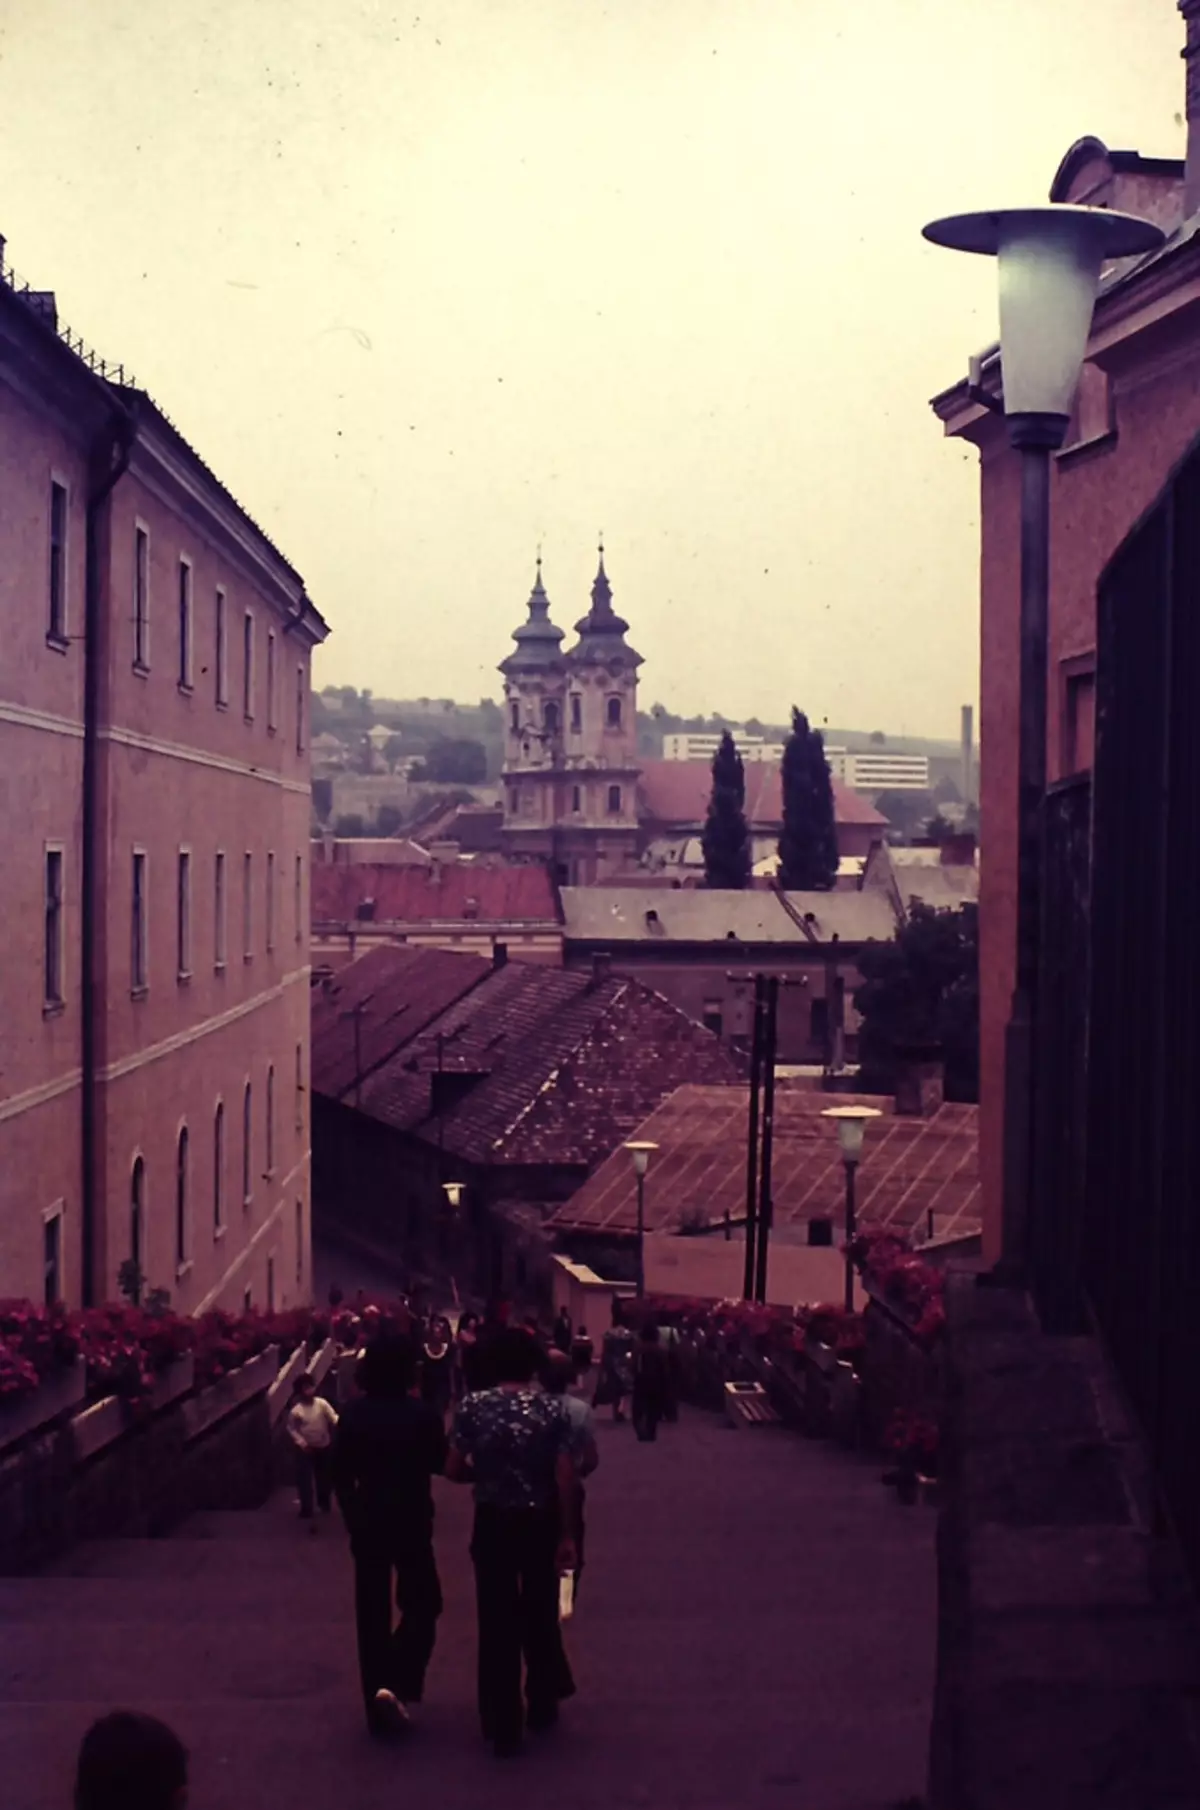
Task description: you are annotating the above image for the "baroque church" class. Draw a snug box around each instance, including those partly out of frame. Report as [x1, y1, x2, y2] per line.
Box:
[498, 546, 642, 885]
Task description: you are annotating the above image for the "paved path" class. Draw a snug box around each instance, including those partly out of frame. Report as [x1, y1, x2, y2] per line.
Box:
[0, 1405, 934, 1810]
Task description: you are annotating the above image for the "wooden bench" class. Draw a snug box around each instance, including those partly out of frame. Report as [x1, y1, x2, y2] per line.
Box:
[724, 1381, 783, 1428]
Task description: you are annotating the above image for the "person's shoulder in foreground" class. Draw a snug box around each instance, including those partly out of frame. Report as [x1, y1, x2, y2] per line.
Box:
[76, 1712, 188, 1810]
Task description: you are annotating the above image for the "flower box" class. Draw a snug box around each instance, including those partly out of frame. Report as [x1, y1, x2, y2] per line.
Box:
[148, 1353, 195, 1412]
[69, 1354, 198, 1464]
[181, 1344, 280, 1445]
[0, 1356, 86, 1454]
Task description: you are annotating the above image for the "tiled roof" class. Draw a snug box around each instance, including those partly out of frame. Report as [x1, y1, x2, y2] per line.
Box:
[310, 861, 560, 926]
[310, 944, 490, 1100]
[548, 1083, 980, 1241]
[638, 760, 886, 830]
[353, 967, 743, 1168]
[560, 886, 896, 945]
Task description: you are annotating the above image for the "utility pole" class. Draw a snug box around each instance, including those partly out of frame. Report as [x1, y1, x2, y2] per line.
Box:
[743, 974, 766, 1299]
[754, 977, 779, 1305]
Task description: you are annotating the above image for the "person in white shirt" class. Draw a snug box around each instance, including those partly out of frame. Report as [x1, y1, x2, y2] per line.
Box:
[287, 1372, 339, 1526]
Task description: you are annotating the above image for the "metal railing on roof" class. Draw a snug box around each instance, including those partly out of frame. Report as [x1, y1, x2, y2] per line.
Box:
[0, 251, 136, 388]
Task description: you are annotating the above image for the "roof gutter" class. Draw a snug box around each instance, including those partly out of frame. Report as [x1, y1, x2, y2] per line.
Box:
[81, 397, 136, 1307]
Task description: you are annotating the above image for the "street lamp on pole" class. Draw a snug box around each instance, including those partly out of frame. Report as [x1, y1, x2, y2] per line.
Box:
[822, 1107, 882, 1312]
[624, 1141, 659, 1299]
[442, 1181, 465, 1211]
[921, 204, 1164, 1278]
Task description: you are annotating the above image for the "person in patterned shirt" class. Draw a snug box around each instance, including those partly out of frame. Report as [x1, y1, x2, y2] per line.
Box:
[446, 1327, 580, 1757]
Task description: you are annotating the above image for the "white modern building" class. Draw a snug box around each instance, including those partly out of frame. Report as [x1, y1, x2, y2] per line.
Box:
[826, 748, 930, 793]
[662, 730, 785, 764]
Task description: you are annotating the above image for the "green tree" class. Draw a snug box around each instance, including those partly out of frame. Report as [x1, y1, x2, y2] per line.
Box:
[777, 707, 838, 890]
[375, 803, 404, 836]
[870, 729, 887, 746]
[875, 789, 936, 842]
[701, 730, 751, 889]
[924, 812, 954, 844]
[423, 737, 488, 784]
[854, 902, 979, 1102]
[334, 813, 366, 837]
[382, 734, 406, 771]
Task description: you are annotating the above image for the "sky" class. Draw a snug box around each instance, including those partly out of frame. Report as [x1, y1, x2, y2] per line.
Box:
[0, 1, 1184, 738]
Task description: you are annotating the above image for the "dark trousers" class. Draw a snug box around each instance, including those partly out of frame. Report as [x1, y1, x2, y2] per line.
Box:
[573, 1492, 586, 1602]
[296, 1446, 334, 1516]
[471, 1503, 574, 1744]
[632, 1388, 662, 1442]
[352, 1528, 443, 1714]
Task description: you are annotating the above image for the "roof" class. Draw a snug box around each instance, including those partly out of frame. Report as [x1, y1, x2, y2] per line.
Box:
[559, 886, 897, 946]
[310, 861, 560, 926]
[354, 966, 743, 1166]
[1049, 138, 1184, 203]
[499, 561, 566, 675]
[310, 944, 490, 1099]
[548, 1082, 980, 1241]
[638, 760, 886, 830]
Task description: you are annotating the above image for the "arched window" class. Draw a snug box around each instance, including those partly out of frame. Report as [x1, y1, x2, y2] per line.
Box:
[606, 695, 622, 729]
[243, 1082, 253, 1206]
[266, 1065, 275, 1175]
[544, 699, 559, 734]
[607, 784, 622, 814]
[130, 1157, 145, 1302]
[570, 694, 582, 733]
[509, 701, 520, 733]
[213, 1103, 224, 1232]
[175, 1127, 189, 1268]
[571, 785, 582, 813]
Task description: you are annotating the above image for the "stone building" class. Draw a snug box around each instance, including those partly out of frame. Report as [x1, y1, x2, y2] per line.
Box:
[0, 236, 328, 1313]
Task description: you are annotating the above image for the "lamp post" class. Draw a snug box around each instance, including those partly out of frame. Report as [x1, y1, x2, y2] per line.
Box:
[624, 1141, 659, 1298]
[442, 1181, 465, 1211]
[822, 1107, 882, 1311]
[921, 205, 1164, 1276]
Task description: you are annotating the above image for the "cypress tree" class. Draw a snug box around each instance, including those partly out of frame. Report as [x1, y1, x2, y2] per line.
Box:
[701, 730, 751, 889]
[777, 707, 839, 890]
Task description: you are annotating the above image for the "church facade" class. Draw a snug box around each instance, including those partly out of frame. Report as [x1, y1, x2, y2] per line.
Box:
[499, 548, 642, 885]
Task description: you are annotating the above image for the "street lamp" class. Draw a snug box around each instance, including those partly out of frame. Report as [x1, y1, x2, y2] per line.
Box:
[921, 204, 1164, 1275]
[822, 1107, 882, 1311]
[624, 1141, 659, 1298]
[442, 1181, 465, 1210]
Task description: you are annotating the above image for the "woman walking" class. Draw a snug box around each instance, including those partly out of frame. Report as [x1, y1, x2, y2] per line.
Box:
[420, 1316, 455, 1423]
[594, 1299, 635, 1423]
[631, 1322, 669, 1443]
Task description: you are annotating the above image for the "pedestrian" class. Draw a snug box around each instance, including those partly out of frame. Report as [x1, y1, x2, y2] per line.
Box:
[551, 1304, 573, 1355]
[570, 1323, 594, 1382]
[446, 1327, 580, 1758]
[594, 1299, 635, 1423]
[287, 1372, 339, 1527]
[456, 1310, 486, 1396]
[541, 1348, 599, 1602]
[332, 1335, 448, 1738]
[631, 1322, 670, 1443]
[661, 1318, 681, 1422]
[421, 1316, 454, 1421]
[75, 1712, 188, 1810]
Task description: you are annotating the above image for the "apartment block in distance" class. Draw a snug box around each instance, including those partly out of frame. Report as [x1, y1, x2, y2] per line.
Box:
[0, 237, 328, 1313]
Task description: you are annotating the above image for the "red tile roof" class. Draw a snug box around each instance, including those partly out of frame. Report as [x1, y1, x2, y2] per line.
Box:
[637, 760, 886, 830]
[548, 1083, 980, 1241]
[310, 944, 490, 1100]
[310, 861, 560, 926]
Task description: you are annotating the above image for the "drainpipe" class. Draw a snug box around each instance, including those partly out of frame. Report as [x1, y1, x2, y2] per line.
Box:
[81, 403, 135, 1307]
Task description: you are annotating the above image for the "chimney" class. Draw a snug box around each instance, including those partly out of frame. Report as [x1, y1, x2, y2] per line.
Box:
[492, 941, 509, 971]
[1182, 2, 1200, 217]
[960, 703, 974, 806]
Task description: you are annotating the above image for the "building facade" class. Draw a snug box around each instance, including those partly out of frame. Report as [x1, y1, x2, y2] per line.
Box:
[825, 748, 931, 793]
[499, 551, 643, 885]
[0, 243, 328, 1313]
[662, 731, 785, 764]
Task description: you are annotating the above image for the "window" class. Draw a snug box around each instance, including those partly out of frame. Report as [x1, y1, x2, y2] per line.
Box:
[44, 846, 64, 1008]
[296, 666, 306, 753]
[130, 1159, 144, 1302]
[294, 854, 303, 943]
[48, 480, 68, 644]
[44, 1206, 63, 1306]
[265, 851, 276, 952]
[571, 785, 582, 814]
[570, 694, 582, 733]
[214, 851, 226, 969]
[213, 1103, 224, 1234]
[544, 700, 559, 734]
[607, 784, 622, 814]
[242, 852, 253, 960]
[215, 588, 228, 706]
[510, 701, 520, 733]
[294, 1042, 304, 1132]
[242, 610, 255, 719]
[266, 1065, 275, 1175]
[702, 998, 724, 1037]
[295, 1199, 304, 1283]
[606, 695, 622, 729]
[134, 526, 150, 670]
[176, 850, 192, 980]
[178, 559, 193, 690]
[266, 631, 277, 731]
[175, 1126, 189, 1270]
[131, 850, 148, 993]
[242, 1082, 253, 1206]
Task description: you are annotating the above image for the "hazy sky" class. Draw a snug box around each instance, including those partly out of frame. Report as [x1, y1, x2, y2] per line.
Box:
[0, 2, 1183, 737]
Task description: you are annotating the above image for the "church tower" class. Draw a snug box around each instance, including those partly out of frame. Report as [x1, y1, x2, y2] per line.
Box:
[498, 546, 643, 884]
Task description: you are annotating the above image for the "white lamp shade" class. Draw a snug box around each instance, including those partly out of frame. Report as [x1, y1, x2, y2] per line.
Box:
[624, 1140, 659, 1178]
[922, 206, 1165, 420]
[442, 1181, 465, 1208]
[821, 1105, 883, 1165]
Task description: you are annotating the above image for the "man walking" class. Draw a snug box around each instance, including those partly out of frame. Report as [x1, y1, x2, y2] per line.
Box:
[332, 1336, 448, 1737]
[447, 1327, 580, 1757]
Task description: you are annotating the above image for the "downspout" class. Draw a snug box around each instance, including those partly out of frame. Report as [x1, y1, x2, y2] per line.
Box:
[81, 402, 135, 1306]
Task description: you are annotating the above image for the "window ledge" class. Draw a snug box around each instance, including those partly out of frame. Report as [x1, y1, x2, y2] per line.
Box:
[216, 698, 229, 712]
[132, 662, 150, 679]
[43, 998, 65, 1019]
[177, 970, 192, 986]
[177, 681, 194, 698]
[267, 724, 278, 737]
[131, 984, 149, 1001]
[243, 953, 254, 965]
[243, 713, 255, 726]
[45, 633, 70, 656]
[214, 1224, 227, 1242]
[214, 960, 227, 975]
[175, 1260, 193, 1282]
